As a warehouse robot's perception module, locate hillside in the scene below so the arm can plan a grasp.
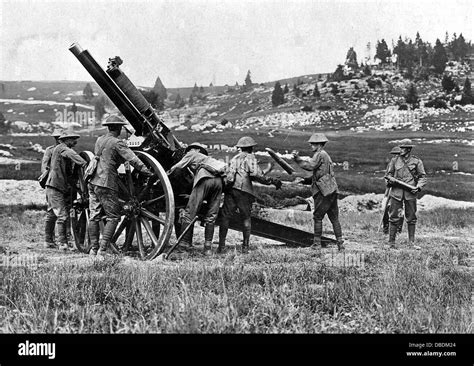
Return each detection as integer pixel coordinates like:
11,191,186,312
1,60,473,137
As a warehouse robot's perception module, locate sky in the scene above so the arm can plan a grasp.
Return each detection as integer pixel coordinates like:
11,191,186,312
0,0,472,88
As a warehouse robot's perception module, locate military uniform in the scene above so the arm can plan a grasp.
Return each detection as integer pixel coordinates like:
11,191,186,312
45,140,87,249
385,150,427,246
88,131,150,255
382,146,403,234
169,144,225,254
218,137,281,254
41,146,55,174
293,133,344,251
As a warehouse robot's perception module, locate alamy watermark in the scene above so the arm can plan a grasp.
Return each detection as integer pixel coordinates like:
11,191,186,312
0,251,38,270
323,250,365,269
55,108,95,126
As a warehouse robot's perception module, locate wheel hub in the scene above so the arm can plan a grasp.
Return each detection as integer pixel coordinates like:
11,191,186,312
123,199,141,215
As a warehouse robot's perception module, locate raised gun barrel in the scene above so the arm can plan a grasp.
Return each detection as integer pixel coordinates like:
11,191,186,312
69,43,180,150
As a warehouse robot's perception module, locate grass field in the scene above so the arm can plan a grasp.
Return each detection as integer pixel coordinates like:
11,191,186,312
0,206,471,333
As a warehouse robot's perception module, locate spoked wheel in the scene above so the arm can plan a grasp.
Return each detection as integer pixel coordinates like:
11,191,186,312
70,150,94,253
109,151,175,260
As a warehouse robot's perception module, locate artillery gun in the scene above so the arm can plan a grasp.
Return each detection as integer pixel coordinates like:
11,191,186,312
68,43,336,260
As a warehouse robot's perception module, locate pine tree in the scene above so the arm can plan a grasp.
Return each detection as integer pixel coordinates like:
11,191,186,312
199,86,204,93
175,92,183,108
313,83,320,98
83,83,94,102
283,84,289,94
192,83,199,95
188,94,194,105
431,39,448,74
441,74,456,93
463,77,472,96
405,83,419,108
345,47,358,69
245,70,252,87
271,81,284,106
375,39,391,63
153,77,167,100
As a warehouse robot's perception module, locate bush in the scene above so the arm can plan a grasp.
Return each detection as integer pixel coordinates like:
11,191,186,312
425,98,448,109
301,105,313,112
317,105,332,111
460,93,474,105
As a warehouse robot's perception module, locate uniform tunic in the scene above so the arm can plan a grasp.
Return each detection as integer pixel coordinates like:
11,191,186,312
385,155,427,201
41,145,55,174
222,151,272,219
295,148,342,239
45,143,86,222
385,154,427,225
297,150,338,196
90,132,146,192
169,150,224,225
89,132,147,222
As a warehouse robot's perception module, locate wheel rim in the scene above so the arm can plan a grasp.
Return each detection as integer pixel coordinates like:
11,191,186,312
71,150,94,253
109,151,175,260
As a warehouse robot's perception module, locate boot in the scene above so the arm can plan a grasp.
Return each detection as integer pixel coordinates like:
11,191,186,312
312,220,323,249
88,220,100,256
336,237,345,251
388,223,397,249
217,219,229,254
44,218,56,248
397,219,403,234
97,220,119,256
407,224,416,246
241,219,251,254
178,219,194,252
203,223,214,256
57,222,69,251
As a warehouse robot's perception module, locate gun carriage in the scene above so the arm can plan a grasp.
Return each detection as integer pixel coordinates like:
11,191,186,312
68,43,335,260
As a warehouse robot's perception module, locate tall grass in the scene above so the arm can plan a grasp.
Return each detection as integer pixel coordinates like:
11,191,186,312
0,247,470,333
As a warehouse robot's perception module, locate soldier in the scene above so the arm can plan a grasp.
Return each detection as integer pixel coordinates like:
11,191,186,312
384,139,427,248
292,133,345,253
41,129,63,174
217,136,282,254
44,131,87,250
168,142,226,256
382,146,404,234
88,115,154,257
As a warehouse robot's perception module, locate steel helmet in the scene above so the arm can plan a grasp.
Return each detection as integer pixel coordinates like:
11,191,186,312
102,114,128,126
58,130,80,140
390,146,402,154
308,133,328,144
51,129,63,137
185,142,208,156
236,136,257,148
399,139,414,148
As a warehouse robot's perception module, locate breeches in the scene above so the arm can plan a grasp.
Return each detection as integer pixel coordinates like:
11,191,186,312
183,177,223,224
388,197,417,225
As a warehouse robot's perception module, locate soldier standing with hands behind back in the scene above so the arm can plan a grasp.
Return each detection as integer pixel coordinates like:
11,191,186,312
292,133,345,254
384,139,427,249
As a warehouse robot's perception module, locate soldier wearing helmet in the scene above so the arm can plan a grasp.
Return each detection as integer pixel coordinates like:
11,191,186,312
44,129,87,250
87,115,154,257
382,145,403,235
384,138,427,248
292,133,344,253
168,142,227,256
217,136,282,254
